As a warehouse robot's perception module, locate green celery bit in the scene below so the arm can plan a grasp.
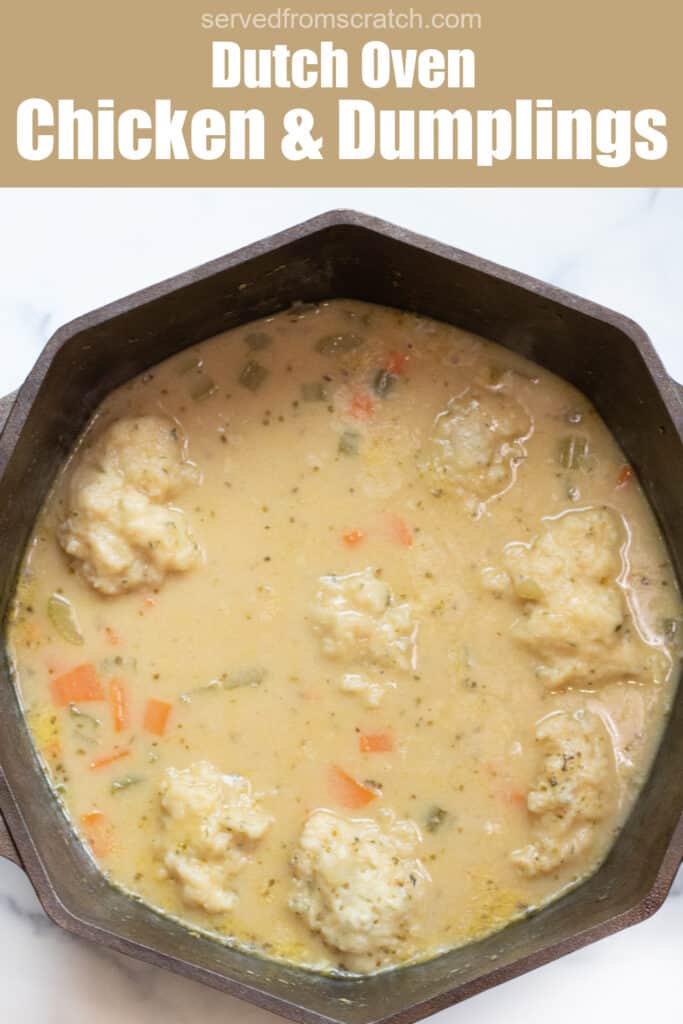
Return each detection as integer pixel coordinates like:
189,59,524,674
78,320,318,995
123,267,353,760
177,354,202,374
239,360,269,391
47,593,84,645
224,667,267,690
188,371,217,401
180,680,222,703
662,617,682,643
245,331,272,350
338,430,361,456
69,704,100,727
111,774,144,794
372,368,397,398
425,805,449,833
558,435,589,470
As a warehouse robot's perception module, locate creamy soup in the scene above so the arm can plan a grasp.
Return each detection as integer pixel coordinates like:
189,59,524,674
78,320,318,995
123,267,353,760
6,300,681,974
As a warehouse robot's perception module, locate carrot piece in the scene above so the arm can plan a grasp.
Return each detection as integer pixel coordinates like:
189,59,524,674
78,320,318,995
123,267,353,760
51,664,103,707
109,678,128,733
359,731,395,753
487,760,527,808
81,811,113,857
143,698,172,737
348,392,375,421
387,514,413,547
616,464,633,488
138,595,157,617
504,786,528,809
329,765,377,808
342,528,366,547
385,351,408,376
90,749,130,770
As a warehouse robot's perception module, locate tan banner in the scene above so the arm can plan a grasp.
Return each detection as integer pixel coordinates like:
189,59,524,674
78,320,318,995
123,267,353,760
1,0,681,185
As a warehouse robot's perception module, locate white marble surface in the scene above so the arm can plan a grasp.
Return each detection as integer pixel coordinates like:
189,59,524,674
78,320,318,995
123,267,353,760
0,188,681,1021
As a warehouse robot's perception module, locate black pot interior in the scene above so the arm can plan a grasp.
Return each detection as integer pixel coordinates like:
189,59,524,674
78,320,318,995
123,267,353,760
0,217,681,1024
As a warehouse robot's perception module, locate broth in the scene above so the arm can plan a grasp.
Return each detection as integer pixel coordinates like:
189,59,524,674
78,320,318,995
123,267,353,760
6,300,681,973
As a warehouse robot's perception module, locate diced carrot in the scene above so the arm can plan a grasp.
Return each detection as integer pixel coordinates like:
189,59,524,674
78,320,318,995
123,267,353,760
342,528,366,547
143,698,172,737
109,678,128,733
385,351,408,376
616,464,633,488
486,761,527,807
138,595,157,617
505,786,528,809
103,625,120,646
387,514,413,547
329,765,377,808
51,664,103,707
90,749,130,770
348,392,375,421
81,811,113,857
359,731,395,753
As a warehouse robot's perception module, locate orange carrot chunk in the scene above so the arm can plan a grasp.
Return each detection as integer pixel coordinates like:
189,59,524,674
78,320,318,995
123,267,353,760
359,731,395,753
387,514,414,547
81,811,113,857
385,351,408,376
504,785,528,809
329,765,377,808
348,392,375,421
616,464,633,488
486,760,528,808
90,749,130,770
143,698,172,737
109,678,128,733
51,664,103,707
342,528,366,547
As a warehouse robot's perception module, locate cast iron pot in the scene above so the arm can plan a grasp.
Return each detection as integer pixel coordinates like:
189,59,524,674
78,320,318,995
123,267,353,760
0,211,681,1024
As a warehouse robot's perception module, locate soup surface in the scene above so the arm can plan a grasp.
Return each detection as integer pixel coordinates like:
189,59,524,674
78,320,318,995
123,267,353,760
6,300,681,973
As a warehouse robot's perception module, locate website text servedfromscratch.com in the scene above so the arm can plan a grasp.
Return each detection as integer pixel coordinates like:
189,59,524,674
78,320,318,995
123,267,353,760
200,9,482,31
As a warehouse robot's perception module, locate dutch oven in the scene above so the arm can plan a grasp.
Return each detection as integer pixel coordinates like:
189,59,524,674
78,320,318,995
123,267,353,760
0,211,681,1024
